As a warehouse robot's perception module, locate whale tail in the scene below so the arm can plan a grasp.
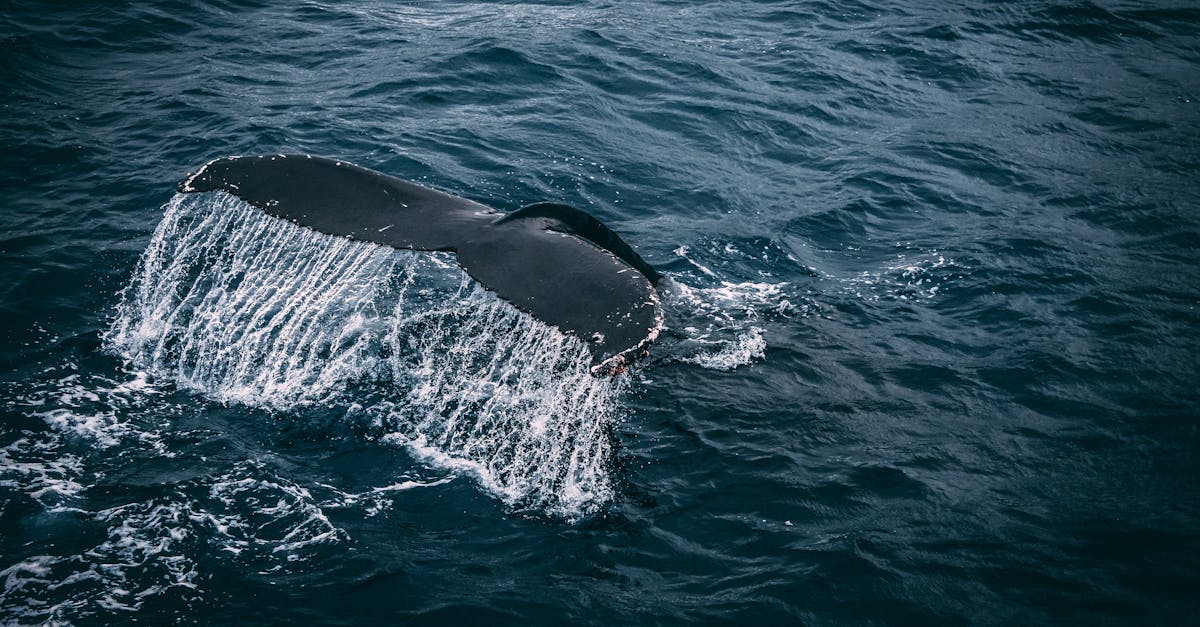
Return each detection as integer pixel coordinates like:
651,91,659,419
179,155,662,375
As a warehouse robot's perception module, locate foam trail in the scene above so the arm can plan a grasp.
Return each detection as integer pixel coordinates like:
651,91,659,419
108,193,625,517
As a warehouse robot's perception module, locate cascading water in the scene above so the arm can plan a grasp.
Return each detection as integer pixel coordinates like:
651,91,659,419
108,192,627,518
109,193,398,408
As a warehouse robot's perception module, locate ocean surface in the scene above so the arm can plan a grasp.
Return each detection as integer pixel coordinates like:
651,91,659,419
2,1,1198,623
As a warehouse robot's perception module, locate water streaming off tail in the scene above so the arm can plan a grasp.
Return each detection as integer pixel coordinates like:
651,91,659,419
109,193,398,408
108,193,626,517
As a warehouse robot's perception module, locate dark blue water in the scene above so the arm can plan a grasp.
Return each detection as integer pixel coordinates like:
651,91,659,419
3,1,1199,623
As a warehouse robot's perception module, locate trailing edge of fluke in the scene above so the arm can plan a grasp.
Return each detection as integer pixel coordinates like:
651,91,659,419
178,155,663,376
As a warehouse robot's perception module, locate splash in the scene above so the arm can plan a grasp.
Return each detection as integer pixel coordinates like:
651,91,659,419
665,281,779,371
679,326,766,371
663,242,808,371
107,192,625,518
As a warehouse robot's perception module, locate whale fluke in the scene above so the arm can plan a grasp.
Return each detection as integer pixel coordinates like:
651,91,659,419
178,155,662,375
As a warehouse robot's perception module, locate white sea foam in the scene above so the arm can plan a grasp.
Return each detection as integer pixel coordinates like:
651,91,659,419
0,459,347,621
11,370,169,453
660,242,814,370
202,462,348,559
680,326,766,370
839,249,955,302
661,276,794,371
317,476,456,516
0,437,86,507
107,192,625,518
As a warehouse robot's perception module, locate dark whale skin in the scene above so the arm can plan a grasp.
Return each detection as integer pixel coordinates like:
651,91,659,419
179,154,662,375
